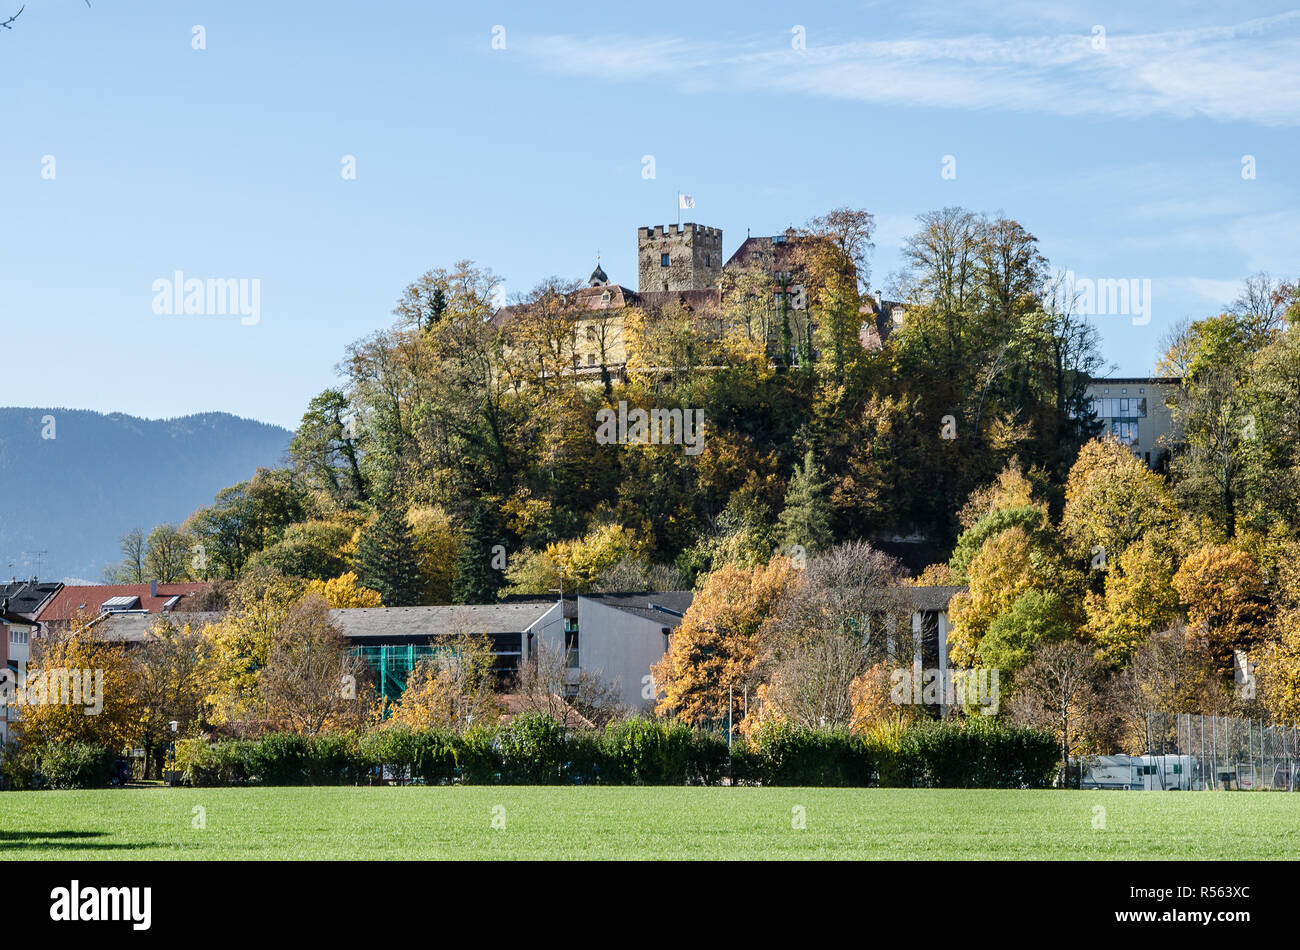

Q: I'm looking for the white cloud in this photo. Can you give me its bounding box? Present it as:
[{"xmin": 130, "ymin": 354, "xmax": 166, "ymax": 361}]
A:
[{"xmin": 517, "ymin": 13, "xmax": 1300, "ymax": 126}]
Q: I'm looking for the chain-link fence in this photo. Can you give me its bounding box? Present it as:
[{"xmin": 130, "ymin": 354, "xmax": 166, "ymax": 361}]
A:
[{"xmin": 1146, "ymin": 712, "xmax": 1300, "ymax": 790}]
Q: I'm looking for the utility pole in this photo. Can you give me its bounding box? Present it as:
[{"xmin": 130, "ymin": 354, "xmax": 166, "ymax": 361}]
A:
[{"xmin": 728, "ymin": 684, "xmax": 733, "ymax": 750}]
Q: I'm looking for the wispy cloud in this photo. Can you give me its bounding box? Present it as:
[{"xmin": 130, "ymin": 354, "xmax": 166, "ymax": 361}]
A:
[{"xmin": 516, "ymin": 12, "xmax": 1300, "ymax": 126}]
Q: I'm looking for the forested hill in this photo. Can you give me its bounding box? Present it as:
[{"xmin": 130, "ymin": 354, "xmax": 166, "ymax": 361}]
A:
[{"xmin": 0, "ymin": 408, "xmax": 292, "ymax": 582}]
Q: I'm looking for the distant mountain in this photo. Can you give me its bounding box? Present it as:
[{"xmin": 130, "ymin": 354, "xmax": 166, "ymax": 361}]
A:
[{"xmin": 0, "ymin": 408, "xmax": 293, "ymax": 582}]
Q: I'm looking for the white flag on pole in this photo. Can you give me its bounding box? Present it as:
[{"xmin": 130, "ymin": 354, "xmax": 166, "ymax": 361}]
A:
[{"xmin": 678, "ymin": 193, "xmax": 695, "ymax": 210}]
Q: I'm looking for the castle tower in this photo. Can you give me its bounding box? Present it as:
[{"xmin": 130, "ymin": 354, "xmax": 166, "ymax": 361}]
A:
[{"xmin": 637, "ymin": 223, "xmax": 723, "ymax": 292}]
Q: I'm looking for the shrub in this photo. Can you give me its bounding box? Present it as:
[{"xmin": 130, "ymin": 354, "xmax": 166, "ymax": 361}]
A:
[
  {"xmin": 862, "ymin": 717, "xmax": 922, "ymax": 787},
  {"xmin": 743, "ymin": 720, "xmax": 874, "ymax": 786},
  {"xmin": 686, "ymin": 729, "xmax": 731, "ymax": 785},
  {"xmin": 360, "ymin": 726, "xmax": 421, "ymax": 784},
  {"xmin": 307, "ymin": 732, "xmax": 368, "ymax": 785},
  {"xmin": 498, "ymin": 713, "xmax": 567, "ymax": 784},
  {"xmin": 36, "ymin": 742, "xmax": 116, "ymax": 789},
  {"xmin": 457, "ymin": 726, "xmax": 502, "ymax": 784},
  {"xmin": 0, "ymin": 741, "xmax": 40, "ymax": 790},
  {"xmin": 601, "ymin": 718, "xmax": 694, "ymax": 785},
  {"xmin": 247, "ymin": 732, "xmax": 311, "ymax": 786},
  {"xmin": 564, "ymin": 730, "xmax": 604, "ymax": 785},
  {"xmin": 411, "ymin": 729, "xmax": 459, "ymax": 785},
  {"xmin": 174, "ymin": 738, "xmax": 254, "ymax": 787}
]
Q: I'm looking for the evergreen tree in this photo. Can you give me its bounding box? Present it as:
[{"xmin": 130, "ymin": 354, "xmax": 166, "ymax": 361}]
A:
[
  {"xmin": 777, "ymin": 450, "xmax": 834, "ymax": 553},
  {"xmin": 453, "ymin": 503, "xmax": 504, "ymax": 604},
  {"xmin": 354, "ymin": 504, "xmax": 423, "ymax": 607}
]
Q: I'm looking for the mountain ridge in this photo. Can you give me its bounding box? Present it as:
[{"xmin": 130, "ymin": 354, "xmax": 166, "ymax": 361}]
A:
[{"xmin": 0, "ymin": 407, "xmax": 294, "ymax": 582}]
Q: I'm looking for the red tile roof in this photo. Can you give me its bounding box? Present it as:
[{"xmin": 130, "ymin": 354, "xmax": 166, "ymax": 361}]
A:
[{"xmin": 36, "ymin": 582, "xmax": 213, "ymax": 623}]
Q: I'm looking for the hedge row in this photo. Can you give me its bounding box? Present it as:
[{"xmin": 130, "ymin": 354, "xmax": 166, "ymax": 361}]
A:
[
  {"xmin": 0, "ymin": 741, "xmax": 117, "ymax": 790},
  {"xmin": 172, "ymin": 715, "xmax": 1057, "ymax": 789},
  {"xmin": 2, "ymin": 716, "xmax": 1058, "ymax": 790}
]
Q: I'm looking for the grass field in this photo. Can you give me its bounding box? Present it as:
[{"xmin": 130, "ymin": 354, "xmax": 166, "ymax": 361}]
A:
[{"xmin": 2, "ymin": 786, "xmax": 1297, "ymax": 859}]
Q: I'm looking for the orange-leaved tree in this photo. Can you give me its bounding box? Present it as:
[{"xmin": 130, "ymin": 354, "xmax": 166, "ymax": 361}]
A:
[{"xmin": 651, "ymin": 555, "xmax": 796, "ymax": 727}]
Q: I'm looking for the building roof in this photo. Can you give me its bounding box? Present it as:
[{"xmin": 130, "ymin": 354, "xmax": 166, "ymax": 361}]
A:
[
  {"xmin": 723, "ymin": 232, "xmax": 809, "ymax": 271},
  {"xmin": 0, "ymin": 581, "xmax": 63, "ymax": 619},
  {"xmin": 490, "ymin": 283, "xmax": 725, "ymax": 330},
  {"xmin": 905, "ymin": 585, "xmax": 968, "ymax": 612},
  {"xmin": 1, "ymin": 605, "xmax": 36, "ymax": 627},
  {"xmin": 582, "ymin": 591, "xmax": 695, "ymax": 628},
  {"xmin": 90, "ymin": 611, "xmax": 227, "ymax": 644},
  {"xmin": 1085, "ymin": 376, "xmax": 1182, "ymax": 386},
  {"xmin": 36, "ymin": 582, "xmax": 213, "ymax": 623},
  {"xmin": 329, "ymin": 602, "xmax": 556, "ymax": 642}
]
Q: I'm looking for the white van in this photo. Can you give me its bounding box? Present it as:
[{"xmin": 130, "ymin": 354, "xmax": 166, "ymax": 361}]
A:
[{"xmin": 1075, "ymin": 754, "xmax": 1194, "ymax": 790}]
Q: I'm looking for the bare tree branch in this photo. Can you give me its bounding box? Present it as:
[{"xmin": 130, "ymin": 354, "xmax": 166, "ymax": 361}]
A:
[{"xmin": 1, "ymin": 6, "xmax": 25, "ymax": 30}]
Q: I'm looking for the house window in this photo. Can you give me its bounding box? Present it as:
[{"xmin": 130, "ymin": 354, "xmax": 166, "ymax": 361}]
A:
[
  {"xmin": 1111, "ymin": 420, "xmax": 1139, "ymax": 445},
  {"xmin": 661, "ymin": 253, "xmax": 670, "ymax": 267},
  {"xmin": 565, "ymin": 631, "xmax": 580, "ymax": 669}
]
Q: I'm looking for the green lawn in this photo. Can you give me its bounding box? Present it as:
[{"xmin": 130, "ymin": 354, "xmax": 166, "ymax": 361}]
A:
[{"xmin": 1, "ymin": 786, "xmax": 1296, "ymax": 859}]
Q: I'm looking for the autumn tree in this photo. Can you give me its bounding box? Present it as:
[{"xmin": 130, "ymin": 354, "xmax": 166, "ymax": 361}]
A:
[
  {"xmin": 1007, "ymin": 640, "xmax": 1109, "ymax": 786},
  {"xmin": 257, "ymin": 595, "xmax": 374, "ymax": 735},
  {"xmin": 385, "ymin": 634, "xmax": 501, "ymax": 732},
  {"xmin": 205, "ymin": 567, "xmax": 303, "ymax": 725},
  {"xmin": 948, "ymin": 526, "xmax": 1074, "ymax": 667},
  {"xmin": 755, "ymin": 542, "xmax": 910, "ymax": 729},
  {"xmin": 132, "ymin": 617, "xmax": 217, "ymax": 776},
  {"xmin": 651, "ymin": 555, "xmax": 796, "ymax": 727},
  {"xmin": 1113, "ymin": 623, "xmax": 1225, "ymax": 751},
  {"xmin": 15, "ymin": 618, "xmax": 139, "ymax": 751},
  {"xmin": 514, "ymin": 640, "xmax": 625, "ymax": 729},
  {"xmin": 1171, "ymin": 543, "xmax": 1269, "ymax": 674},
  {"xmin": 1060, "ymin": 437, "xmax": 1177, "ymax": 568},
  {"xmin": 1256, "ymin": 608, "xmax": 1300, "ymax": 723},
  {"xmin": 1086, "ymin": 534, "xmax": 1181, "ymax": 665},
  {"xmin": 305, "ymin": 571, "xmax": 383, "ymax": 608}
]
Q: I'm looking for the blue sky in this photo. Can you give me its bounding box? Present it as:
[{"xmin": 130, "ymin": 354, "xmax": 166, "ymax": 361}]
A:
[{"xmin": 2, "ymin": 0, "xmax": 1297, "ymax": 429}]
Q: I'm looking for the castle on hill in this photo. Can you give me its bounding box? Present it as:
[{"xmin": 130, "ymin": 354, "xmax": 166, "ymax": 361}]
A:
[{"xmin": 490, "ymin": 222, "xmax": 904, "ymax": 376}]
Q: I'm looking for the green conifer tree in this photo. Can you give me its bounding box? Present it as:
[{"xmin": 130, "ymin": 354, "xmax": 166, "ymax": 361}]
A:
[
  {"xmin": 777, "ymin": 450, "xmax": 834, "ymax": 553},
  {"xmin": 354, "ymin": 504, "xmax": 424, "ymax": 607},
  {"xmin": 453, "ymin": 503, "xmax": 504, "ymax": 604}
]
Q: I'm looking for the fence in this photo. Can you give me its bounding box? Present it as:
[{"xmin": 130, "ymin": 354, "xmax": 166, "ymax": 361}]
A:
[{"xmin": 1146, "ymin": 712, "xmax": 1300, "ymax": 790}]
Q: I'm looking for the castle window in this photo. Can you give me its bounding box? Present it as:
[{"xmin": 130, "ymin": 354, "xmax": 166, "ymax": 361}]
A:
[
  {"xmin": 661, "ymin": 254, "xmax": 670, "ymax": 267},
  {"xmin": 705, "ymin": 253, "xmax": 711, "ymax": 267}
]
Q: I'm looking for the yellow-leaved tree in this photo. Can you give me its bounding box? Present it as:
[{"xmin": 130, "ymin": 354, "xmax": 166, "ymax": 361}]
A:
[
  {"xmin": 16, "ymin": 617, "xmax": 140, "ymax": 750},
  {"xmin": 306, "ymin": 571, "xmax": 383, "ymax": 608},
  {"xmin": 651, "ymin": 555, "xmax": 796, "ymax": 727},
  {"xmin": 384, "ymin": 634, "xmax": 501, "ymax": 732},
  {"xmin": 947, "ymin": 526, "xmax": 1069, "ymax": 667}
]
